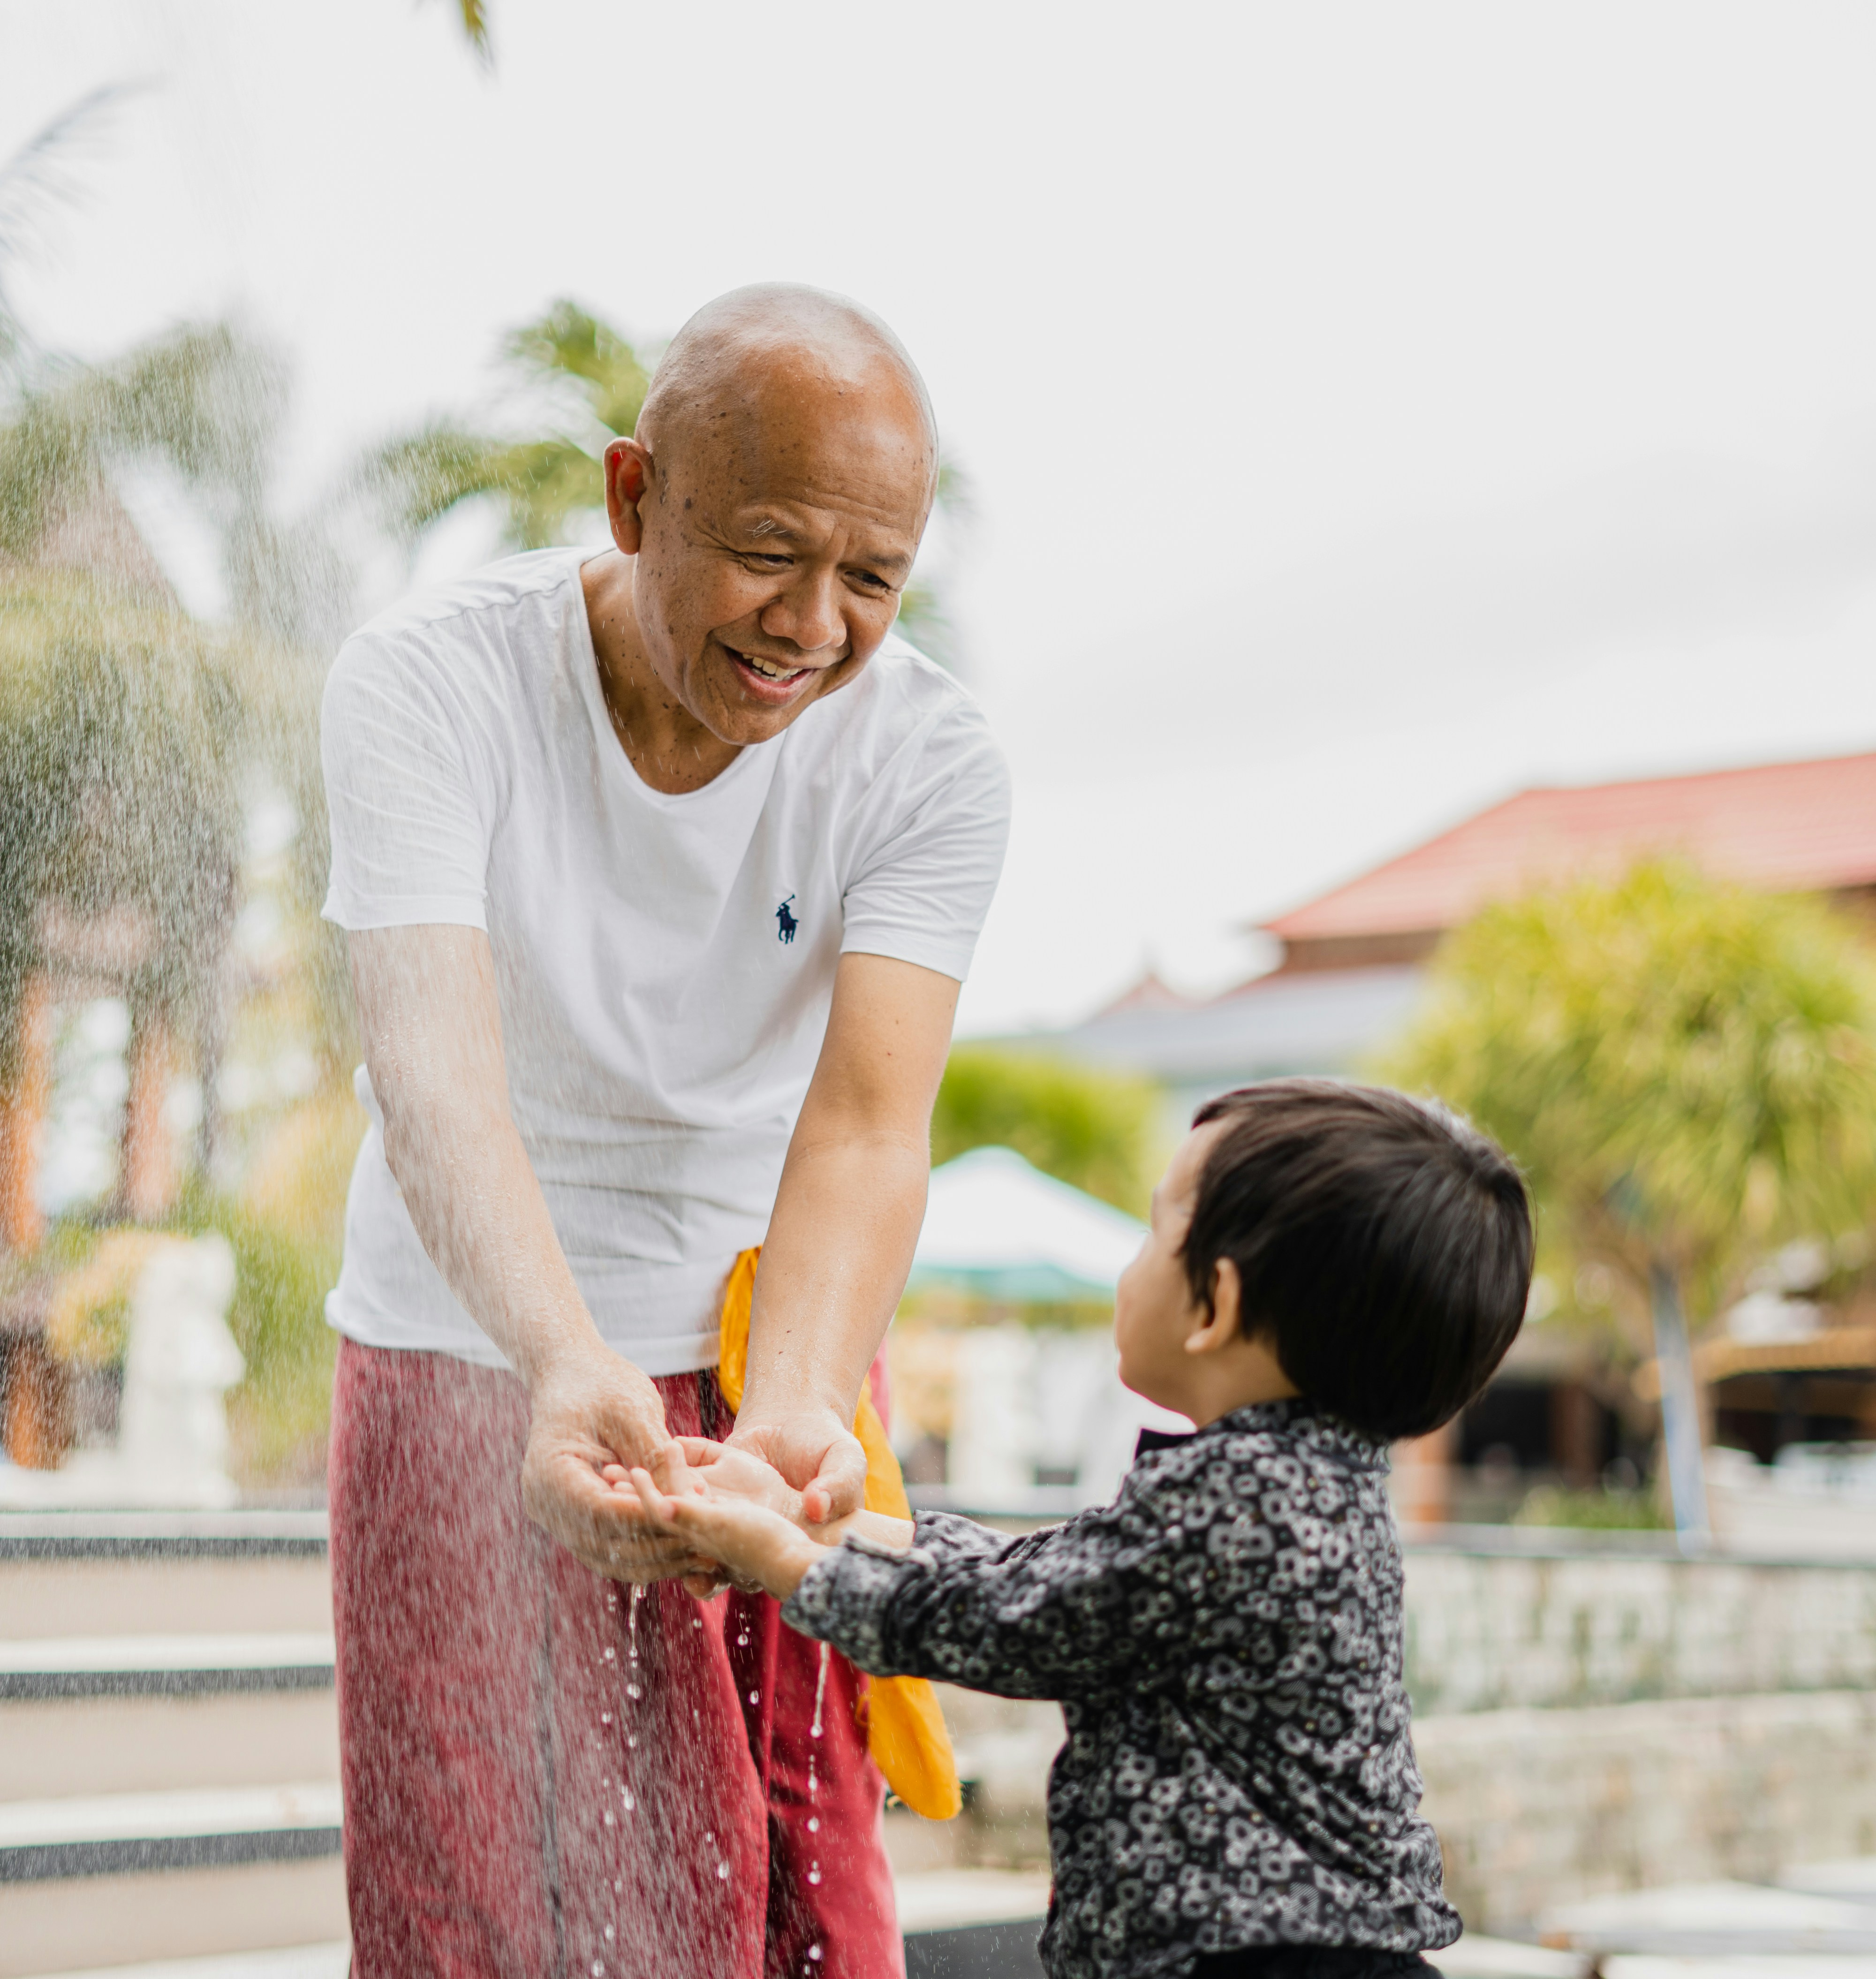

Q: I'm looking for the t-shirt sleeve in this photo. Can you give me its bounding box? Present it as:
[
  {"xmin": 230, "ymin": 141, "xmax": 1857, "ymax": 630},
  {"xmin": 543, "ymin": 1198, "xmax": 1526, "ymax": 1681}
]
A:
[
  {"xmin": 839, "ymin": 695, "xmax": 1012, "ymax": 982},
  {"xmin": 320, "ymin": 630, "xmax": 497, "ymax": 932}
]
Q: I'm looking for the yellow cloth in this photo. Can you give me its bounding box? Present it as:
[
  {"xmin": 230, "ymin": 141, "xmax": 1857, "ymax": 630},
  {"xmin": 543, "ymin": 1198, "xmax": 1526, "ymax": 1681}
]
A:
[{"xmin": 717, "ymin": 1247, "xmax": 962, "ymax": 1822}]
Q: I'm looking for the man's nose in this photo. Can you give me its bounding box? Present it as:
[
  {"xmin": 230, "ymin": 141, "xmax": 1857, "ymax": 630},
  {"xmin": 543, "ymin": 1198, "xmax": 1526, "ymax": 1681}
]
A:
[{"xmin": 759, "ymin": 569, "xmax": 844, "ymax": 655}]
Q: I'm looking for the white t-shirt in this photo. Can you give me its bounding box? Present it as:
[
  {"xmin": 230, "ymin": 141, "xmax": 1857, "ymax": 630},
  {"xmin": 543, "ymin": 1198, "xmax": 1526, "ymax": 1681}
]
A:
[{"xmin": 320, "ymin": 548, "xmax": 1011, "ymax": 1375}]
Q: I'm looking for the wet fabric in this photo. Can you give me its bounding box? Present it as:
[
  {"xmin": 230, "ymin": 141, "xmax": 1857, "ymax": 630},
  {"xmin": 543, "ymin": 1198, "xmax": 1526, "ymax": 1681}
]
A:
[
  {"xmin": 783, "ymin": 1399, "xmax": 1459, "ymax": 1979},
  {"xmin": 329, "ymin": 1339, "xmax": 903, "ymax": 1979}
]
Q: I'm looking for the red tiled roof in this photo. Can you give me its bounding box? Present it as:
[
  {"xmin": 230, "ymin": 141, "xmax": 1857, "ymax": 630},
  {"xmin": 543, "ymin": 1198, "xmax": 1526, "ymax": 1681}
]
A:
[{"xmin": 1263, "ymin": 751, "xmax": 1876, "ymax": 943}]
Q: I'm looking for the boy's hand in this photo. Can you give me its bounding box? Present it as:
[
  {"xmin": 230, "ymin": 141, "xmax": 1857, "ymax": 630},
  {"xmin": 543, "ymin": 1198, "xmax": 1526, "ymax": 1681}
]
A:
[
  {"xmin": 624, "ymin": 1464, "xmax": 822, "ymax": 1604},
  {"xmin": 605, "ymin": 1438, "xmax": 807, "ymax": 1523}
]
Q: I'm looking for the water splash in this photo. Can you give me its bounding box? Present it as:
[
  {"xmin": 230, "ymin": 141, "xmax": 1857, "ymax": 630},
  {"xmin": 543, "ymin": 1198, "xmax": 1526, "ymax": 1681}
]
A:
[{"xmin": 805, "ymin": 1641, "xmax": 829, "ymax": 1887}]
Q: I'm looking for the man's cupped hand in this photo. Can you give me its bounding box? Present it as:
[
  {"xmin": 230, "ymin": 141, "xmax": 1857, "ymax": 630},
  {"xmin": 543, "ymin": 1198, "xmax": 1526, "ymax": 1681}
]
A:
[
  {"xmin": 724, "ymin": 1405, "xmax": 867, "ymax": 1528},
  {"xmin": 520, "ymin": 1339, "xmax": 715, "ymax": 1583}
]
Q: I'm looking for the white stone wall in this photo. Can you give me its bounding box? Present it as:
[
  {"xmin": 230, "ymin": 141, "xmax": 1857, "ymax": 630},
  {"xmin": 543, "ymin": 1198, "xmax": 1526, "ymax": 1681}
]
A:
[
  {"xmin": 1418, "ymin": 1689, "xmax": 1876, "ymax": 1934},
  {"xmin": 1404, "ymin": 1545, "xmax": 1876, "ymax": 1713}
]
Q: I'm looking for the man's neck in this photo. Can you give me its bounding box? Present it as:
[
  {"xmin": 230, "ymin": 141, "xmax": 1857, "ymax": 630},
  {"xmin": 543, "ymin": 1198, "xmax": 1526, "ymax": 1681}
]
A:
[{"xmin": 582, "ymin": 553, "xmax": 741, "ymax": 796}]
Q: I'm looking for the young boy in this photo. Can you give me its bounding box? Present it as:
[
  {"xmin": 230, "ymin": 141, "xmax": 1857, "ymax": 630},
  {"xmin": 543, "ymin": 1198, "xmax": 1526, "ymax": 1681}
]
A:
[{"xmin": 623, "ymin": 1079, "xmax": 1533, "ymax": 1979}]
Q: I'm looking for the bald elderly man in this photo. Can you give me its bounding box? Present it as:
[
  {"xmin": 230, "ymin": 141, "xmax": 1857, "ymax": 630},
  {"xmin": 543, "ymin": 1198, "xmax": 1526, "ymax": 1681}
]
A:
[{"xmin": 320, "ymin": 286, "xmax": 1009, "ymax": 1979}]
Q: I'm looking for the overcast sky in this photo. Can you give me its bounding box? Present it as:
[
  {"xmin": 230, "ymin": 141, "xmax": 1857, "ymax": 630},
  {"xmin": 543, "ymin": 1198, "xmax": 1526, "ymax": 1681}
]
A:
[{"xmin": 8, "ymin": 1, "xmax": 1876, "ymax": 1030}]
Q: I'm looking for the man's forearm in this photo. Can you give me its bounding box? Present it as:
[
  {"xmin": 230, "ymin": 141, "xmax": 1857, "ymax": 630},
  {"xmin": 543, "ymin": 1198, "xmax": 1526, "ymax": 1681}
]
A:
[
  {"xmin": 379, "ymin": 1093, "xmax": 610, "ymax": 1390},
  {"xmin": 737, "ymin": 1129, "xmax": 929, "ymax": 1424},
  {"xmin": 351, "ymin": 924, "xmax": 636, "ymax": 1397}
]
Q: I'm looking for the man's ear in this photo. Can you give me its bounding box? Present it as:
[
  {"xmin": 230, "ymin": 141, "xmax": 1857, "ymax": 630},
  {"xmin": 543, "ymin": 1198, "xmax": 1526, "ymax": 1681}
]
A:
[
  {"xmin": 1184, "ymin": 1257, "xmax": 1245, "ymax": 1358},
  {"xmin": 604, "ymin": 437, "xmax": 653, "ymax": 554}
]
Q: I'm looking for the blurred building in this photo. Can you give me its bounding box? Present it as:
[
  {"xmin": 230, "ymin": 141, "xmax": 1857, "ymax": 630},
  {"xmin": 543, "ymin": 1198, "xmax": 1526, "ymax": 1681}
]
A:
[{"xmin": 1027, "ymin": 748, "xmax": 1876, "ymax": 1518}]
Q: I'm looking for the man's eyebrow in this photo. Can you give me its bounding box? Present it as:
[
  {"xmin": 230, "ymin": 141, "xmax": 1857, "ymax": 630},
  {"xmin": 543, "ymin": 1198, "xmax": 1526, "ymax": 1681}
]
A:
[{"xmin": 737, "ymin": 514, "xmax": 913, "ymax": 576}]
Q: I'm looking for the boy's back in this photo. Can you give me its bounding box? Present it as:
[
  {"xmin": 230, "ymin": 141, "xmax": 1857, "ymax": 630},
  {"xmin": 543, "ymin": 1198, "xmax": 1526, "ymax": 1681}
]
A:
[{"xmin": 788, "ymin": 1397, "xmax": 1457, "ymax": 1977}]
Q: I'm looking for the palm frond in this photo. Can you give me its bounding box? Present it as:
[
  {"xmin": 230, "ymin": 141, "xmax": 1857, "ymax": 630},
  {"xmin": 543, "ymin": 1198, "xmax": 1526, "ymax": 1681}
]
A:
[
  {"xmin": 504, "ymin": 298, "xmax": 651, "ymax": 438},
  {"xmin": 437, "ymin": 0, "xmax": 493, "ymax": 64},
  {"xmin": 0, "ymin": 85, "xmax": 146, "ymax": 379}
]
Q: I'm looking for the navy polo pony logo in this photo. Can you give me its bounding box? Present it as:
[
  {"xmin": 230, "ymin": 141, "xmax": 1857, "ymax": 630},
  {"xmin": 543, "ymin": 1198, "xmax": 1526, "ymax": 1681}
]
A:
[{"xmin": 775, "ymin": 895, "xmax": 799, "ymax": 944}]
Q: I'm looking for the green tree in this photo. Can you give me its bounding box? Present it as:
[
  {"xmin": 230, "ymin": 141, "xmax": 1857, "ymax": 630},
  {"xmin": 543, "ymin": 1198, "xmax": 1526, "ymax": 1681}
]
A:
[
  {"xmin": 1382, "ymin": 862, "xmax": 1876, "ymax": 1541},
  {"xmin": 369, "ymin": 299, "xmax": 651, "ymax": 553},
  {"xmin": 931, "ymin": 1044, "xmax": 1161, "ymax": 1216}
]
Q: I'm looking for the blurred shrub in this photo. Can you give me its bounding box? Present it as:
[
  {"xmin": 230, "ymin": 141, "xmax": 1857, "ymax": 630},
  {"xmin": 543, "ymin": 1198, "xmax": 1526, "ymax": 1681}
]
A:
[
  {"xmin": 932, "ymin": 1045, "xmax": 1161, "ymax": 1215},
  {"xmin": 1513, "ymin": 1484, "xmax": 1669, "ymax": 1532},
  {"xmin": 45, "ymin": 1228, "xmax": 163, "ymax": 1365},
  {"xmin": 184, "ymin": 1088, "xmax": 363, "ymax": 1485}
]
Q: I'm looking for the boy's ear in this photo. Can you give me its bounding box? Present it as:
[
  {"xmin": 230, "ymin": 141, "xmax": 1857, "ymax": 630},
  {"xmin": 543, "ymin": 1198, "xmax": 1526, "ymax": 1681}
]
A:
[{"xmin": 1184, "ymin": 1257, "xmax": 1246, "ymax": 1357}]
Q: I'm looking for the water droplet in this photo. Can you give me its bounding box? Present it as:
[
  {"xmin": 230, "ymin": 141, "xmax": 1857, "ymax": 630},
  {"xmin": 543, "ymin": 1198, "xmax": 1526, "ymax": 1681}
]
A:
[
  {"xmin": 622, "ymin": 1788, "xmax": 634, "ymax": 1810},
  {"xmin": 692, "ymin": 1615, "xmax": 703, "ymax": 1629},
  {"xmin": 626, "ymin": 1683, "xmax": 642, "ymax": 1698},
  {"xmin": 592, "ymin": 1963, "xmax": 604, "ymax": 1976},
  {"xmin": 810, "ymin": 1643, "xmax": 829, "ymax": 1742},
  {"xmin": 807, "ymin": 1869, "xmax": 822, "ymax": 1885},
  {"xmin": 613, "ymin": 1878, "xmax": 623, "ymax": 1894},
  {"xmin": 705, "ymin": 1831, "xmax": 715, "ymax": 1844},
  {"xmin": 807, "ymin": 1816, "xmax": 819, "ymax": 1833},
  {"xmin": 604, "ymin": 1647, "xmax": 616, "ymax": 1662},
  {"xmin": 604, "ymin": 1811, "xmax": 615, "ymax": 1827},
  {"xmin": 628, "ymin": 1735, "xmax": 638, "ymax": 1749},
  {"xmin": 601, "ymin": 1712, "xmax": 612, "ymax": 1725},
  {"xmin": 749, "ymin": 1690, "xmax": 760, "ymax": 1704},
  {"xmin": 809, "ymin": 1949, "xmax": 822, "ymax": 1964},
  {"xmin": 718, "ymin": 1861, "xmax": 731, "ymax": 1879},
  {"xmin": 605, "ymin": 1926, "xmax": 615, "ymax": 1941}
]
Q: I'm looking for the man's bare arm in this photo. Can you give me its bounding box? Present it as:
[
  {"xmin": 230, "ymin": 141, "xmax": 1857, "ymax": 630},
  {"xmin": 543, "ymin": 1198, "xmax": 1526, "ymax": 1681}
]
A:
[
  {"xmin": 347, "ymin": 925, "xmax": 699, "ymax": 1579},
  {"xmin": 728, "ymin": 951, "xmax": 958, "ymax": 1522}
]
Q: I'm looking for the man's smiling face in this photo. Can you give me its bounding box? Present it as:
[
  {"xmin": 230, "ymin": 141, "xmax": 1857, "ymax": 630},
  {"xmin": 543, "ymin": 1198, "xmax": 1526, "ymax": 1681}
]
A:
[{"xmin": 606, "ymin": 349, "xmax": 936, "ymax": 751}]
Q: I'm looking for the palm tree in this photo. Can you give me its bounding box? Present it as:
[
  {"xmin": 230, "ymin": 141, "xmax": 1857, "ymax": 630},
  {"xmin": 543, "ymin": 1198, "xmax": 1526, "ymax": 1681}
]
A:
[
  {"xmin": 1382, "ymin": 862, "xmax": 1876, "ymax": 1545},
  {"xmin": 368, "ymin": 299, "xmax": 977, "ymax": 671},
  {"xmin": 0, "ymin": 323, "xmax": 289, "ymax": 1229}
]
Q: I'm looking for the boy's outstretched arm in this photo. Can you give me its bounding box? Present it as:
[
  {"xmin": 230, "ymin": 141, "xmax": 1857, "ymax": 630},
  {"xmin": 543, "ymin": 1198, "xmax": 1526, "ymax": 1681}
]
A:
[
  {"xmin": 780, "ymin": 1491, "xmax": 1176, "ymax": 1701},
  {"xmin": 623, "ymin": 1459, "xmax": 913, "ymax": 1602}
]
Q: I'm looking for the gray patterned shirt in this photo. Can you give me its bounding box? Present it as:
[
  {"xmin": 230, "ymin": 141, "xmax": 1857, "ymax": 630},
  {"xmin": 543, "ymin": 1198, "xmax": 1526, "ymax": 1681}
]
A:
[{"xmin": 783, "ymin": 1398, "xmax": 1458, "ymax": 1979}]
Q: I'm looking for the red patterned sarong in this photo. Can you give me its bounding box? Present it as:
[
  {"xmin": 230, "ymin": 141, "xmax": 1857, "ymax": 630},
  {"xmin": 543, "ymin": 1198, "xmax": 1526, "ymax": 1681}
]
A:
[{"xmin": 329, "ymin": 1338, "xmax": 904, "ymax": 1979}]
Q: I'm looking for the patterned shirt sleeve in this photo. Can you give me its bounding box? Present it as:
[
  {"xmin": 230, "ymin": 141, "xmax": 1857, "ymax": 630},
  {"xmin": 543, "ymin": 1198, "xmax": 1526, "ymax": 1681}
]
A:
[{"xmin": 782, "ymin": 1492, "xmax": 1182, "ymax": 1701}]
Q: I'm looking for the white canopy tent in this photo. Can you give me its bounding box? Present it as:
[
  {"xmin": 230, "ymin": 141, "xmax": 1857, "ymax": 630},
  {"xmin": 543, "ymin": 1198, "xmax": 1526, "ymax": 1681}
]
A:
[
  {"xmin": 905, "ymin": 1147, "xmax": 1185, "ymax": 1507},
  {"xmin": 907, "ymin": 1145, "xmax": 1148, "ymax": 1304}
]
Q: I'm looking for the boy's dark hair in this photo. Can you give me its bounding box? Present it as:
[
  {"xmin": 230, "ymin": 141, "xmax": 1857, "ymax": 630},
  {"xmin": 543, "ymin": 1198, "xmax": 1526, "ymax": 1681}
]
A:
[{"xmin": 1183, "ymin": 1079, "xmax": 1533, "ymax": 1441}]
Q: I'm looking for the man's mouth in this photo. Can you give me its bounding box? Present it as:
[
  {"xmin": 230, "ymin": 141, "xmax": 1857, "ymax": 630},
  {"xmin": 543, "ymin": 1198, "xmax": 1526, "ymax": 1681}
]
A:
[{"xmin": 723, "ymin": 642, "xmax": 817, "ymax": 698}]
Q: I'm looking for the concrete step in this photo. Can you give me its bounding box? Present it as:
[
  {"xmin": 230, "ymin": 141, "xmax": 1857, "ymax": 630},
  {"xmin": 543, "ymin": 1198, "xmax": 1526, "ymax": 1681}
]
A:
[
  {"xmin": 11, "ymin": 1952, "xmax": 349, "ymax": 1979},
  {"xmin": 1536, "ymin": 1878, "xmax": 1876, "ymax": 1956},
  {"xmin": 0, "ymin": 1634, "xmax": 339, "ymax": 1803},
  {"xmin": 898, "ymin": 1870, "xmax": 1049, "ymax": 1978},
  {"xmin": 0, "ymin": 1783, "xmax": 343, "ymax": 1883},
  {"xmin": 0, "ymin": 1857, "xmax": 348, "ymax": 1979},
  {"xmin": 0, "ymin": 1516, "xmax": 331, "ymax": 1643},
  {"xmin": 1, "ymin": 1865, "xmax": 1055, "ymax": 1979},
  {"xmin": 0, "ymin": 1634, "xmax": 335, "ymax": 1698}
]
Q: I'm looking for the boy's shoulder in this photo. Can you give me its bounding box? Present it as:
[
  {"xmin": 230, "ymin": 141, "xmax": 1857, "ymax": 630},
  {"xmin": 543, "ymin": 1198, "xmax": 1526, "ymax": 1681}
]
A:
[
  {"xmin": 1126, "ymin": 1401, "xmax": 1398, "ymax": 1541},
  {"xmin": 1135, "ymin": 1399, "xmax": 1392, "ymax": 1482}
]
